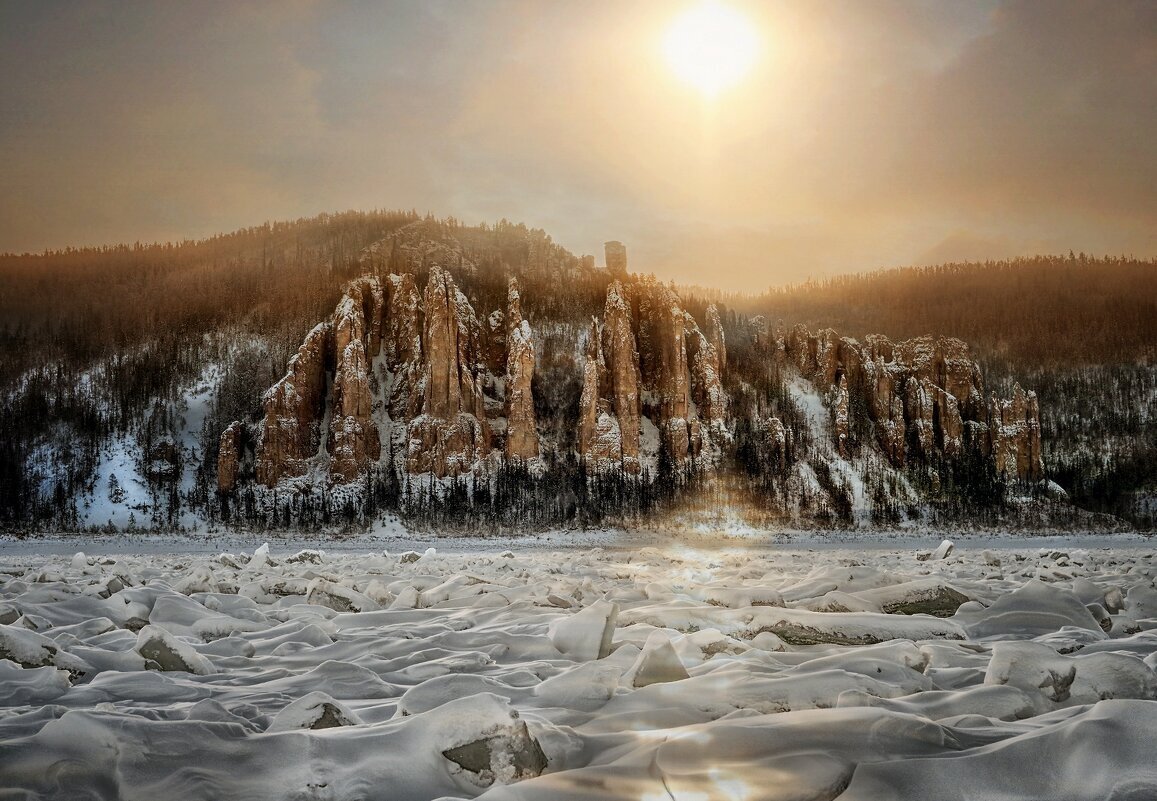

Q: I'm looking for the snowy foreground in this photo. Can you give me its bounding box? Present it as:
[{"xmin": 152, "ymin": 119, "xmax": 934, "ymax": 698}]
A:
[{"xmin": 3, "ymin": 537, "xmax": 1157, "ymax": 799}]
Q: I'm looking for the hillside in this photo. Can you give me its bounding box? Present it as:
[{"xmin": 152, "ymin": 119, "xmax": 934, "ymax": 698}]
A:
[
  {"xmin": 731, "ymin": 257, "xmax": 1157, "ymax": 527},
  {"xmin": 1, "ymin": 215, "xmax": 1149, "ymax": 532}
]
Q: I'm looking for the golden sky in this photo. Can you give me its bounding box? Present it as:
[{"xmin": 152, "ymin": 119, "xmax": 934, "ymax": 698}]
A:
[{"xmin": 1, "ymin": 0, "xmax": 1154, "ymax": 289}]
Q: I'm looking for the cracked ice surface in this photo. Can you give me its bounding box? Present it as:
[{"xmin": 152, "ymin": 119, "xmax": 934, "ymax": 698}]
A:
[{"xmin": 2, "ymin": 538, "xmax": 1157, "ymax": 799}]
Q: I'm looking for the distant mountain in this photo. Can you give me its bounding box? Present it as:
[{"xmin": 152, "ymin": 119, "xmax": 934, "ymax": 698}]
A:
[{"xmin": 1, "ymin": 214, "xmax": 1148, "ymax": 533}]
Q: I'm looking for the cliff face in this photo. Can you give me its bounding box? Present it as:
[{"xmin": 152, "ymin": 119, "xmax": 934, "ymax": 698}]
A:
[
  {"xmin": 778, "ymin": 326, "xmax": 1043, "ymax": 482},
  {"xmin": 329, "ymin": 278, "xmax": 383, "ymax": 483},
  {"xmin": 579, "ymin": 282, "xmax": 642, "ymax": 473},
  {"xmin": 226, "ymin": 227, "xmax": 1048, "ymax": 521},
  {"xmin": 504, "ymin": 278, "xmax": 539, "ymax": 464},
  {"xmin": 639, "ymin": 281, "xmax": 695, "ymax": 459},
  {"xmin": 241, "ymin": 251, "xmax": 548, "ymax": 486},
  {"xmin": 991, "ymin": 383, "xmax": 1044, "ymax": 482},
  {"xmin": 216, "ymin": 421, "xmax": 243, "ymax": 494},
  {"xmin": 383, "ymin": 272, "xmax": 423, "ymax": 419},
  {"xmin": 578, "ymin": 280, "xmax": 730, "ymax": 474},
  {"xmin": 406, "ymin": 266, "xmax": 490, "ymax": 477},
  {"xmin": 254, "ymin": 322, "xmax": 331, "ymax": 487}
]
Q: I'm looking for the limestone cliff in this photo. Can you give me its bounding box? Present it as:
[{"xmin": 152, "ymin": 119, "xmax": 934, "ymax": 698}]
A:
[
  {"xmin": 579, "ymin": 282, "xmax": 642, "ymax": 473},
  {"xmin": 255, "ymin": 322, "xmax": 331, "ymax": 487},
  {"xmin": 329, "ymin": 279, "xmax": 383, "ymax": 483},
  {"xmin": 780, "ymin": 326, "xmax": 1043, "ymax": 482},
  {"xmin": 688, "ymin": 303, "xmax": 728, "ymax": 426},
  {"xmin": 579, "ymin": 280, "xmax": 730, "ymax": 473},
  {"xmin": 383, "ymin": 272, "xmax": 423, "ymax": 419},
  {"xmin": 406, "ymin": 266, "xmax": 490, "ymax": 477},
  {"xmin": 231, "ymin": 232, "xmax": 1046, "ymax": 520},
  {"xmin": 990, "ymin": 383, "xmax": 1044, "ymax": 482},
  {"xmin": 504, "ymin": 278, "xmax": 539, "ymax": 464},
  {"xmin": 638, "ymin": 280, "xmax": 695, "ymax": 458},
  {"xmin": 217, "ymin": 421, "xmax": 243, "ymax": 494}
]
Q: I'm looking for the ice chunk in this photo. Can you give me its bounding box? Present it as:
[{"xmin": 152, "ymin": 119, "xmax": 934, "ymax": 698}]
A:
[
  {"xmin": 305, "ymin": 579, "xmax": 378, "ymax": 613},
  {"xmin": 268, "ymin": 691, "xmax": 362, "ymax": 731},
  {"xmin": 0, "ymin": 623, "xmax": 89, "ymax": 677},
  {"xmin": 0, "ymin": 660, "xmax": 70, "ymax": 705},
  {"xmin": 171, "ymin": 564, "xmax": 219, "ymax": 595},
  {"xmin": 135, "ymin": 625, "xmax": 214, "ymax": 675},
  {"xmin": 744, "ymin": 607, "xmax": 966, "ymax": 646},
  {"xmin": 855, "ymin": 579, "xmax": 971, "ymax": 617},
  {"xmin": 429, "ymin": 693, "xmax": 547, "ymax": 788},
  {"xmin": 933, "ymin": 539, "xmax": 955, "ymax": 560},
  {"xmin": 957, "ymin": 579, "xmax": 1106, "ymax": 639},
  {"xmin": 285, "ymin": 549, "xmax": 324, "ymax": 564},
  {"xmin": 622, "ymin": 631, "xmax": 690, "ymax": 688},
  {"xmin": 985, "ymin": 641, "xmax": 1077, "ymax": 702},
  {"xmin": 549, "ymin": 599, "xmax": 618, "ymax": 661},
  {"xmin": 0, "ymin": 623, "xmax": 64, "ymax": 668}
]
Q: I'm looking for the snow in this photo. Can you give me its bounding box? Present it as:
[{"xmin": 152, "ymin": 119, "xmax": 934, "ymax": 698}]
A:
[
  {"xmin": 787, "ymin": 375, "xmax": 873, "ymax": 527},
  {"xmin": 3, "ymin": 535, "xmax": 1157, "ymax": 798}
]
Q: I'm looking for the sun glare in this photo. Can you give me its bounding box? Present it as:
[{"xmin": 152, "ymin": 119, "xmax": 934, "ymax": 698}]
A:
[{"xmin": 663, "ymin": 1, "xmax": 759, "ymax": 97}]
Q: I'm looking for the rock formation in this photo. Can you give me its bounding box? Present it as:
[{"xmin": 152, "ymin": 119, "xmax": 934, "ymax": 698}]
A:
[
  {"xmin": 578, "ymin": 317, "xmax": 612, "ymax": 469},
  {"xmin": 329, "ymin": 279, "xmax": 383, "ymax": 482},
  {"xmin": 234, "ymin": 235, "xmax": 1044, "ymax": 509},
  {"xmin": 604, "ymin": 240, "xmax": 627, "ymax": 275},
  {"xmin": 705, "ymin": 303, "xmax": 727, "ymax": 380},
  {"xmin": 405, "ymin": 266, "xmax": 490, "ymax": 477},
  {"xmin": 990, "ymin": 384, "xmax": 1044, "ymax": 482},
  {"xmin": 579, "ymin": 282, "xmax": 642, "ymax": 473},
  {"xmin": 639, "ymin": 280, "xmax": 695, "ymax": 458},
  {"xmin": 383, "ymin": 272, "xmax": 423, "ymax": 419},
  {"xmin": 504, "ymin": 278, "xmax": 539, "ymax": 464},
  {"xmin": 255, "ymin": 322, "xmax": 331, "ymax": 487},
  {"xmin": 217, "ymin": 422, "xmax": 243, "ymax": 494},
  {"xmin": 688, "ymin": 303, "xmax": 728, "ymax": 425},
  {"xmin": 578, "ymin": 281, "xmax": 731, "ymax": 473},
  {"xmin": 781, "ymin": 326, "xmax": 1043, "ymax": 482}
]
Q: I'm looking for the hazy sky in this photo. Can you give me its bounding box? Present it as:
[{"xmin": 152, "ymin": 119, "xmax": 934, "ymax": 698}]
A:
[{"xmin": 1, "ymin": 0, "xmax": 1154, "ymax": 289}]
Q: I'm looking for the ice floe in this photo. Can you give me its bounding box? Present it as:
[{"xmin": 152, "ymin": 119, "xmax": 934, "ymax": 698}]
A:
[{"xmin": 1, "ymin": 538, "xmax": 1157, "ymax": 799}]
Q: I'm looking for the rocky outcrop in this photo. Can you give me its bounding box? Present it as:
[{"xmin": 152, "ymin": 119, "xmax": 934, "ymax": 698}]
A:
[
  {"xmin": 244, "ymin": 263, "xmax": 545, "ymax": 486},
  {"xmin": 783, "ymin": 327, "xmax": 1043, "ymax": 483},
  {"xmin": 705, "ymin": 303, "xmax": 727, "ymax": 380},
  {"xmin": 504, "ymin": 278, "xmax": 539, "ymax": 464},
  {"xmin": 605, "ymin": 240, "xmax": 627, "ymax": 275},
  {"xmin": 639, "ymin": 281, "xmax": 695, "ymax": 458},
  {"xmin": 405, "ymin": 266, "xmax": 490, "ymax": 477},
  {"xmin": 217, "ymin": 422, "xmax": 243, "ymax": 493},
  {"xmin": 329, "ymin": 279, "xmax": 383, "ymax": 482},
  {"xmin": 383, "ymin": 273, "xmax": 423, "ymax": 419},
  {"xmin": 579, "ymin": 283, "xmax": 642, "ymax": 473},
  {"xmin": 255, "ymin": 322, "xmax": 331, "ymax": 487},
  {"xmin": 578, "ymin": 318, "xmax": 611, "ymax": 468},
  {"xmin": 421, "ymin": 266, "xmax": 482, "ymax": 421},
  {"xmin": 603, "ymin": 283, "xmax": 642, "ymax": 473},
  {"xmin": 237, "ymin": 237, "xmax": 1045, "ymax": 511},
  {"xmin": 579, "ymin": 281, "xmax": 734, "ymax": 473},
  {"xmin": 990, "ymin": 383, "xmax": 1044, "ymax": 482},
  {"xmin": 688, "ymin": 304, "xmax": 728, "ymax": 425}
]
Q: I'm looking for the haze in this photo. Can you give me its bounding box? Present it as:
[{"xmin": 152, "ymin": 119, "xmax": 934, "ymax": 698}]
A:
[{"xmin": 1, "ymin": 0, "xmax": 1154, "ymax": 289}]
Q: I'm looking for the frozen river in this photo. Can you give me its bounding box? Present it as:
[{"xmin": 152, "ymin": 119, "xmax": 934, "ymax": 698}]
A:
[{"xmin": 2, "ymin": 532, "xmax": 1156, "ymax": 799}]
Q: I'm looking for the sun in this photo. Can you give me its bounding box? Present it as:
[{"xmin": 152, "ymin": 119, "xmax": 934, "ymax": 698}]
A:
[{"xmin": 663, "ymin": 1, "xmax": 759, "ymax": 97}]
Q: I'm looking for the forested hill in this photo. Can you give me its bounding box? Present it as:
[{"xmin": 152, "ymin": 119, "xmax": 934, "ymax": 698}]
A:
[
  {"xmin": 731, "ymin": 255, "xmax": 1157, "ymax": 371},
  {"xmin": 0, "ymin": 212, "xmax": 1152, "ymax": 532}
]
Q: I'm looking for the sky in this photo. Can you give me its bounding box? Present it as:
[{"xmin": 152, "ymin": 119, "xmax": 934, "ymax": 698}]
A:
[{"xmin": 1, "ymin": 0, "xmax": 1154, "ymax": 290}]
